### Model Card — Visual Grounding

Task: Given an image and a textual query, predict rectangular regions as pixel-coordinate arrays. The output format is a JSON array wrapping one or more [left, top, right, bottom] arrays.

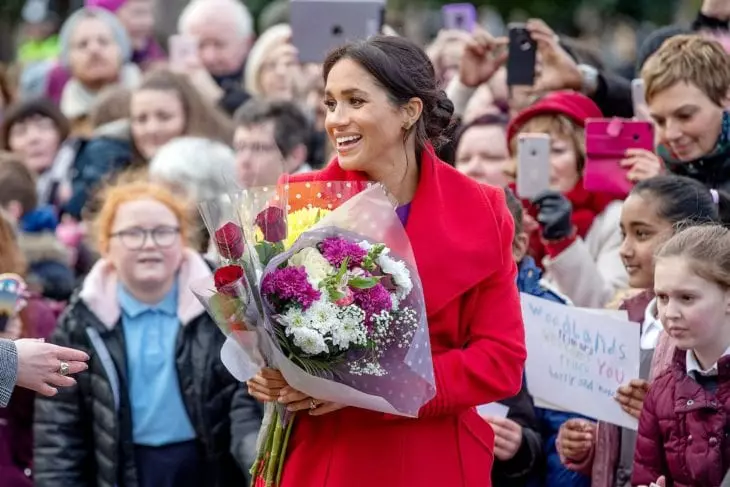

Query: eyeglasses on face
[[110, 226, 180, 250]]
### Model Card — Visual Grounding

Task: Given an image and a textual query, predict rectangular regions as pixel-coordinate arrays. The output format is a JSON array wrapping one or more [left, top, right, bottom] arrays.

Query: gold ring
[[309, 398, 318, 410], [59, 361, 70, 376]]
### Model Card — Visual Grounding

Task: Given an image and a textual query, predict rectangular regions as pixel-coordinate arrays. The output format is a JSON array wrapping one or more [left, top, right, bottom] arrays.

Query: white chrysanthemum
[[378, 254, 413, 299], [289, 247, 335, 287], [331, 306, 367, 349], [303, 300, 339, 335], [358, 240, 372, 251], [280, 307, 307, 331], [291, 327, 328, 356]]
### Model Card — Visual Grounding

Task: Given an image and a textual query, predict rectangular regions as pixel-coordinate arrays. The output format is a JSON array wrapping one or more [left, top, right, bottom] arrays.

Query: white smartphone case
[[516, 133, 551, 199]]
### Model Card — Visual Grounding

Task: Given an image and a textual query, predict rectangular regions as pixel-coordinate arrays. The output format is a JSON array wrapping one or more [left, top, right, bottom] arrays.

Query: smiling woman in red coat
[[245, 35, 527, 487]]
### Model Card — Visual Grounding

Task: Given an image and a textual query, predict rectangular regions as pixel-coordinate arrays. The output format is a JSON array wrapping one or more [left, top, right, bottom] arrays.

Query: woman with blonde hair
[[64, 69, 233, 220], [34, 177, 262, 487], [244, 24, 301, 101]]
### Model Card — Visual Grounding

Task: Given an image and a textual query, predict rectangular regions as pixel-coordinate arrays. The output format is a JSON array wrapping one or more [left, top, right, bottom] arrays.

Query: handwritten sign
[[521, 293, 640, 430]]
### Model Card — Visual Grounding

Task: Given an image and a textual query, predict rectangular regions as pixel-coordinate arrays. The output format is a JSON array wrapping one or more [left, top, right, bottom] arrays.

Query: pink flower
[[319, 237, 367, 269], [354, 283, 392, 326], [262, 266, 321, 311]]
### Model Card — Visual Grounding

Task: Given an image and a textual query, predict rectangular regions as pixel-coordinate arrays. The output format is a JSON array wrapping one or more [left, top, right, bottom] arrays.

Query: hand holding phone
[[516, 133, 551, 199], [442, 3, 477, 32], [507, 23, 536, 86], [169, 34, 200, 70], [584, 118, 655, 197], [0, 273, 27, 334]]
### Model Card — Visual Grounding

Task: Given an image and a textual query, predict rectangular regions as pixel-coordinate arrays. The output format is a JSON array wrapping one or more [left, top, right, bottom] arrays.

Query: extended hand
[[15, 339, 89, 397], [526, 19, 583, 95], [459, 28, 508, 88], [615, 378, 650, 419], [532, 190, 574, 241], [484, 415, 523, 461], [620, 149, 664, 183], [556, 418, 596, 462], [247, 368, 288, 402]]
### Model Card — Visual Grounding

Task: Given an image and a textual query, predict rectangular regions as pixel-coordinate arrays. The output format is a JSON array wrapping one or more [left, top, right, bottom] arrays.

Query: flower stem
[[265, 411, 284, 486], [275, 413, 296, 485], [250, 408, 276, 485]]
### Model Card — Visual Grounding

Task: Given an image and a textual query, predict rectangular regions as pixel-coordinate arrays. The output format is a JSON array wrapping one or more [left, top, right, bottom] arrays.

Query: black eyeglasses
[[110, 226, 180, 250]]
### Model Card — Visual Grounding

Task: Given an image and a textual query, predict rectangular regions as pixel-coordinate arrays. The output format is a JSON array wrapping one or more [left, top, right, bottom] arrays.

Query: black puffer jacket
[[33, 293, 263, 487]]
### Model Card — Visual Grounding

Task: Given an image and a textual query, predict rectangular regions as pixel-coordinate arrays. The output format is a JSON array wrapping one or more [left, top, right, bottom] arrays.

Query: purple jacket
[[633, 347, 730, 487], [0, 296, 60, 486]]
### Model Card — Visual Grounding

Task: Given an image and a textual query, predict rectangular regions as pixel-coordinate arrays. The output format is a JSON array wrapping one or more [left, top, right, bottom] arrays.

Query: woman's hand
[[459, 28, 508, 88], [483, 415, 523, 461], [615, 378, 650, 419], [246, 368, 288, 402], [278, 386, 345, 416], [556, 418, 596, 462], [532, 190, 574, 241], [526, 19, 583, 95], [620, 149, 664, 183], [638, 475, 666, 487]]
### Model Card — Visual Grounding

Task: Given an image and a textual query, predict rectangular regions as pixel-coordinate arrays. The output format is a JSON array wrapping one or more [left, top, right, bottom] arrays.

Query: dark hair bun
[[425, 91, 455, 147]]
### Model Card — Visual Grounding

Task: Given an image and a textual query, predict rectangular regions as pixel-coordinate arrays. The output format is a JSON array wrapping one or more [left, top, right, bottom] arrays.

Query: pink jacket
[[561, 291, 675, 487]]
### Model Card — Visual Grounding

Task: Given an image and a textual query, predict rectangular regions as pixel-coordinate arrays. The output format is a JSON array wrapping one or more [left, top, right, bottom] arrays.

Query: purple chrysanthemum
[[262, 266, 321, 310], [319, 237, 367, 269], [354, 283, 393, 326]]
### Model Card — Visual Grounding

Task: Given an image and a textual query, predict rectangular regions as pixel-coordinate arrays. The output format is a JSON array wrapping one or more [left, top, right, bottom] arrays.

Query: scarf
[[524, 180, 617, 265], [60, 63, 142, 120]]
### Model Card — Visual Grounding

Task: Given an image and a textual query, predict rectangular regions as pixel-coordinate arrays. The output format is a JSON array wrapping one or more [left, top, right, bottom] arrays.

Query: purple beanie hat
[[84, 0, 127, 12]]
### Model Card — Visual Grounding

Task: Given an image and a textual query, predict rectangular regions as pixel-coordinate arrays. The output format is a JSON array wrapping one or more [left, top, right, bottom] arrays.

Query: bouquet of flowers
[[194, 182, 436, 487]]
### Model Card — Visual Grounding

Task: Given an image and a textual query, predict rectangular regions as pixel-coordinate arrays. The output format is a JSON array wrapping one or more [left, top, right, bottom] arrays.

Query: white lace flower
[[291, 327, 328, 356], [289, 247, 334, 287], [331, 305, 367, 349], [378, 254, 413, 299]]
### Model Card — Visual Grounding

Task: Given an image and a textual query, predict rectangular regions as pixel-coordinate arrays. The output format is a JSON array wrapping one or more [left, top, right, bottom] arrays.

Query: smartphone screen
[[507, 23, 536, 86], [516, 133, 551, 199], [0, 274, 24, 333], [169, 34, 199, 69], [442, 3, 477, 32]]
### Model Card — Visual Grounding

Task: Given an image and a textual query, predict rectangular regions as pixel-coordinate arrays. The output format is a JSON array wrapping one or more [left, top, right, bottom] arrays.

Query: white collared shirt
[[686, 347, 730, 377], [640, 297, 663, 350]]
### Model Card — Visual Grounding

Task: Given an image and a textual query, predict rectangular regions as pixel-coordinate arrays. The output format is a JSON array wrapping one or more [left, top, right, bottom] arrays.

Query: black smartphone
[[507, 23, 536, 86]]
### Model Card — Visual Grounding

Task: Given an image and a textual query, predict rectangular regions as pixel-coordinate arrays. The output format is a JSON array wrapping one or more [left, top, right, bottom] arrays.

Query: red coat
[[276, 147, 526, 487], [633, 348, 730, 487]]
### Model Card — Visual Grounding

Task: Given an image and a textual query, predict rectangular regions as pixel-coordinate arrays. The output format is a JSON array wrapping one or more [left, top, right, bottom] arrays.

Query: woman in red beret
[[246, 35, 526, 487], [506, 90, 628, 309]]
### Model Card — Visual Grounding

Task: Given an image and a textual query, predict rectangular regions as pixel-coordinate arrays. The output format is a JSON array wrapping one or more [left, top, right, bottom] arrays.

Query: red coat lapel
[[288, 147, 509, 316]]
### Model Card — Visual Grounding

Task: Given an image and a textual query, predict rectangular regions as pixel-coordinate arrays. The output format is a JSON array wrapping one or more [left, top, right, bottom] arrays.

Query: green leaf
[[348, 276, 381, 289], [255, 241, 284, 267]]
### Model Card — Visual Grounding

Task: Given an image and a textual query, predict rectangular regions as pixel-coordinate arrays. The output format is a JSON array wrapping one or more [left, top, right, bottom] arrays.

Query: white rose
[[290, 247, 335, 286]]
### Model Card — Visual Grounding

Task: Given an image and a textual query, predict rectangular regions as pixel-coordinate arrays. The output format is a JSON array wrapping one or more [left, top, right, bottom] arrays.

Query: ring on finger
[[309, 398, 319, 410], [58, 361, 70, 377]]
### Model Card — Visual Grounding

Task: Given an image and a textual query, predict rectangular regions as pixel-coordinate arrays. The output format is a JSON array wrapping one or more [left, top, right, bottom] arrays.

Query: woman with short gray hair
[[58, 7, 141, 135]]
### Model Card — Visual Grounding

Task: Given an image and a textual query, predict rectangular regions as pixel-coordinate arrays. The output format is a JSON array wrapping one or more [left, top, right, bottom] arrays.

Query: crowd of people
[[1, 0, 730, 485]]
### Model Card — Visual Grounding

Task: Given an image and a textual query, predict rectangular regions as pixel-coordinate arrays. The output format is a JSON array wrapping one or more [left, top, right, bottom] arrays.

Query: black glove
[[532, 190, 574, 241]]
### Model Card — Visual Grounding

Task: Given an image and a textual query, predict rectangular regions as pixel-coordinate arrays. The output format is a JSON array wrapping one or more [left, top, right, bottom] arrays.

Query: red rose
[[215, 222, 245, 260], [214, 265, 246, 296], [255, 206, 287, 242]]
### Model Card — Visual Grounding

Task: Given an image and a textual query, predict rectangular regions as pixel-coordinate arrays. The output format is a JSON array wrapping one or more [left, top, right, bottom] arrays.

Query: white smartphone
[[632, 78, 650, 121], [516, 133, 551, 199], [168, 34, 199, 69]]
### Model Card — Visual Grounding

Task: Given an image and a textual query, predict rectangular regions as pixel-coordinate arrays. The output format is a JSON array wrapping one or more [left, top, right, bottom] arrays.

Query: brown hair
[[0, 153, 38, 215], [1, 98, 70, 151], [91, 171, 195, 255], [641, 35, 730, 106], [90, 86, 132, 128], [0, 209, 26, 276], [133, 69, 234, 144], [505, 114, 585, 180], [656, 225, 730, 289], [503, 187, 524, 236]]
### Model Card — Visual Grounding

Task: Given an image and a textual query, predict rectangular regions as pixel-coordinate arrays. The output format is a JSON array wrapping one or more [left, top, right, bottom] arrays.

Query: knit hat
[[506, 90, 603, 143], [84, 0, 127, 12]]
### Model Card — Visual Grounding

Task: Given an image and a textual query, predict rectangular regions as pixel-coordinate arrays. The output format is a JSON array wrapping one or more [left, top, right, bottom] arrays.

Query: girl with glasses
[[33, 177, 263, 487]]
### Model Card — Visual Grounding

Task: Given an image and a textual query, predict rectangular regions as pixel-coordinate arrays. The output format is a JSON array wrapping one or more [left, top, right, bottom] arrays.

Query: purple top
[[396, 203, 411, 226]]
